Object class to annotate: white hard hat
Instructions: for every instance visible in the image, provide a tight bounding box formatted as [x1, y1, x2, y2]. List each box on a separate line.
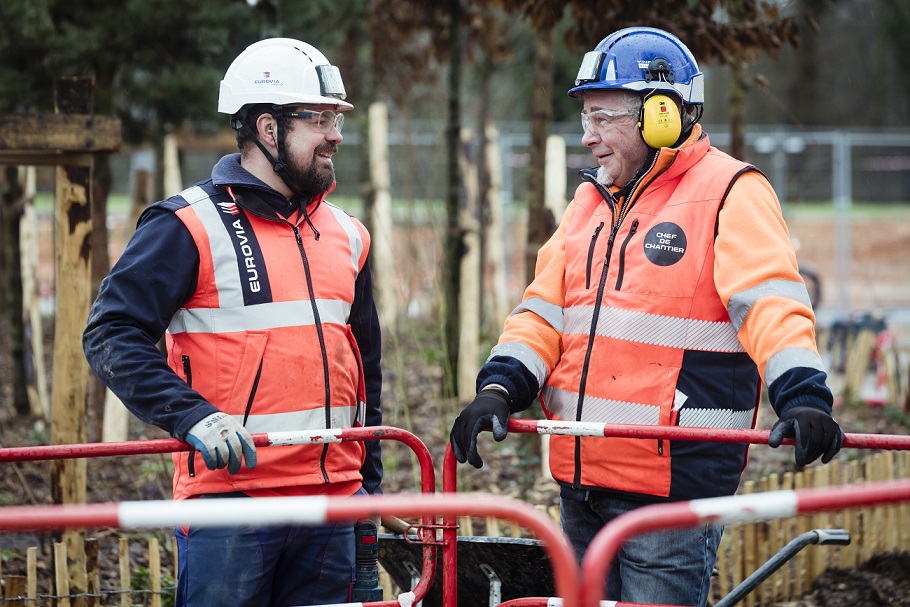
[218, 38, 353, 115]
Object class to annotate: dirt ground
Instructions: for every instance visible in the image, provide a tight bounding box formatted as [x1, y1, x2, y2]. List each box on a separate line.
[1, 208, 910, 604]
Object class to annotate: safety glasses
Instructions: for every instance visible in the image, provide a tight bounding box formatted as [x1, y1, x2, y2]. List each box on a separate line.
[284, 109, 345, 134]
[580, 108, 638, 133]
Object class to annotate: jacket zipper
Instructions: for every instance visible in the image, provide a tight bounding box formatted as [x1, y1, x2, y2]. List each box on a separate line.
[585, 222, 605, 289]
[294, 226, 332, 484]
[613, 219, 639, 290]
[573, 225, 618, 487]
[183, 355, 197, 478]
[243, 360, 263, 425]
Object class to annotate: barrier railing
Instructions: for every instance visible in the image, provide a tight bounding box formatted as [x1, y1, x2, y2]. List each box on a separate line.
[579, 478, 910, 607]
[0, 493, 581, 607]
[442, 419, 910, 607]
[0, 426, 439, 607]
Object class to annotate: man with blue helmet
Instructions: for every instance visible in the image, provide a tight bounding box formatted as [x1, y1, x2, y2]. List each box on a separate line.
[450, 26, 843, 605]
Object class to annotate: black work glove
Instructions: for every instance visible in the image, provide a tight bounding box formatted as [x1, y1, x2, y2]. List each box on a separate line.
[449, 389, 511, 468]
[768, 406, 845, 466]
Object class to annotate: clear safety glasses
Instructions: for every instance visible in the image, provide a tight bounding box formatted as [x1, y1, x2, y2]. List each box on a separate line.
[285, 109, 345, 134]
[580, 108, 638, 133]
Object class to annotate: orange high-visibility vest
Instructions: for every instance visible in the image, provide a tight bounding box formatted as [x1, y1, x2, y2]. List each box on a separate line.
[165, 185, 369, 500]
[542, 142, 761, 498]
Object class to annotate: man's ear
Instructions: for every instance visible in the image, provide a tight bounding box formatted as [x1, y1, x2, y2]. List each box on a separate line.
[255, 113, 277, 144]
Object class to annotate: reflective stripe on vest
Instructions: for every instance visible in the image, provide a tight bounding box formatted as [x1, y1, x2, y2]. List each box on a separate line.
[169, 299, 351, 334]
[564, 305, 746, 353]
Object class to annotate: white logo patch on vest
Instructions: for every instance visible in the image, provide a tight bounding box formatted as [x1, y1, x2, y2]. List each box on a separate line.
[643, 222, 687, 266]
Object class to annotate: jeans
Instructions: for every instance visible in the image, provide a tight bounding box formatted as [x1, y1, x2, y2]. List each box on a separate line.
[560, 491, 722, 607]
[174, 492, 357, 607]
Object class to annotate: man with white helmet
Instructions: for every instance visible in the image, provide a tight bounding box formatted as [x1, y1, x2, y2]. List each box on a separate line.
[450, 26, 843, 605]
[84, 38, 382, 606]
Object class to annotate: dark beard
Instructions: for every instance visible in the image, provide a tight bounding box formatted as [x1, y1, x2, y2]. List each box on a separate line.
[287, 143, 336, 200]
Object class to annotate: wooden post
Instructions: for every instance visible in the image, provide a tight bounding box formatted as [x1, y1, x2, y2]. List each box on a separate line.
[18, 166, 51, 417]
[162, 131, 183, 198]
[482, 122, 510, 330]
[794, 470, 810, 594]
[54, 542, 71, 607]
[50, 76, 93, 607]
[26, 546, 39, 604]
[85, 538, 100, 607]
[767, 472, 781, 601]
[781, 471, 794, 599]
[119, 537, 131, 607]
[367, 102, 397, 334]
[149, 537, 161, 607]
[741, 481, 756, 607]
[544, 134, 566, 221]
[4, 575, 26, 599]
[457, 128, 480, 402]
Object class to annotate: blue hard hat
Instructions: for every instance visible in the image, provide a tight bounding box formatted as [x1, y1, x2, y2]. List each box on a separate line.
[568, 26, 704, 105]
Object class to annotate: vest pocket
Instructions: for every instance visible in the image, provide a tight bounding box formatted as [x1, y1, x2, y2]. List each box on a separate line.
[585, 222, 605, 289]
[226, 331, 270, 420]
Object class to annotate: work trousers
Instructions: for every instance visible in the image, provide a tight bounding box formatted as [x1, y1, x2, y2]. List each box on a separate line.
[560, 491, 722, 607]
[174, 493, 356, 607]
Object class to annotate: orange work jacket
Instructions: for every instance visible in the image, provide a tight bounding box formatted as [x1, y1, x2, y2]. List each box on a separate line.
[165, 184, 369, 500]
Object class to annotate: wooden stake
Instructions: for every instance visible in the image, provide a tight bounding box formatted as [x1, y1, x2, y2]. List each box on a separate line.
[27, 546, 38, 603]
[119, 537, 130, 607]
[150, 537, 161, 607]
[54, 542, 71, 607]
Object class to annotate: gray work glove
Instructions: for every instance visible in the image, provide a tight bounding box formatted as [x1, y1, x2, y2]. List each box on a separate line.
[186, 412, 257, 474]
[449, 388, 511, 468]
[768, 406, 844, 467]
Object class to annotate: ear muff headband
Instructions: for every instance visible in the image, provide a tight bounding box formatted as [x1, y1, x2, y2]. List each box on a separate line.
[638, 94, 682, 148]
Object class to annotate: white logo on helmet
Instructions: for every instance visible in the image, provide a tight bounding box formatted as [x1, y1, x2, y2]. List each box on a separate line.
[254, 71, 282, 86]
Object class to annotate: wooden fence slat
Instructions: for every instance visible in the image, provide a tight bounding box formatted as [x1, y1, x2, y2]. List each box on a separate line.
[4, 574, 26, 599]
[119, 537, 130, 607]
[767, 473, 782, 602]
[812, 465, 830, 581]
[86, 538, 99, 607]
[715, 528, 732, 600]
[781, 470, 794, 602]
[794, 470, 809, 597]
[150, 537, 161, 607]
[741, 481, 756, 607]
[27, 546, 38, 604]
[54, 541, 71, 607]
[845, 460, 860, 568]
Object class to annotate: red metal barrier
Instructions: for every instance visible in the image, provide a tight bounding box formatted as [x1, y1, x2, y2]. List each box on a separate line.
[0, 426, 439, 607]
[506, 418, 910, 450]
[0, 493, 582, 607]
[578, 478, 910, 607]
[444, 420, 910, 607]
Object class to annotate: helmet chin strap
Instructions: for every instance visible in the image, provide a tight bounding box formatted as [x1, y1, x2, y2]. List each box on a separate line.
[241, 109, 305, 198]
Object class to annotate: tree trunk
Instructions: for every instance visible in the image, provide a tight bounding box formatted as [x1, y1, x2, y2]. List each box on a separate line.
[442, 0, 463, 399]
[85, 152, 111, 443]
[525, 25, 555, 287]
[1, 166, 29, 415]
[729, 60, 749, 162]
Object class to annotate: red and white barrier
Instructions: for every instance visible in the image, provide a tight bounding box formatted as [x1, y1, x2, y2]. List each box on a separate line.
[578, 478, 910, 607]
[0, 493, 582, 607]
[444, 421, 910, 607]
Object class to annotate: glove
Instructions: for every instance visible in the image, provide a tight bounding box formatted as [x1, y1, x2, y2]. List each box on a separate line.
[449, 388, 511, 468]
[768, 406, 845, 466]
[186, 412, 257, 474]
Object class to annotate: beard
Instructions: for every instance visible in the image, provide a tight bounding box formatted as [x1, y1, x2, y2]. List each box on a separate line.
[287, 142, 337, 200]
[596, 166, 615, 187]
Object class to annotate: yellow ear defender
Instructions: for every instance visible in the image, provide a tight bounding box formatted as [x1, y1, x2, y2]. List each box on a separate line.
[638, 94, 682, 149]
